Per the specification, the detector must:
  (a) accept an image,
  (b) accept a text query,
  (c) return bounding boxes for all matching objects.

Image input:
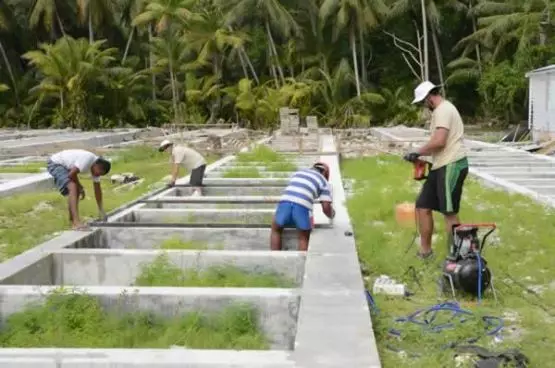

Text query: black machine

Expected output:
[440,223,497,301]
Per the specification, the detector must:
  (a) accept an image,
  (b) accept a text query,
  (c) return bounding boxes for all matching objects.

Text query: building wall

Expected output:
[529,73,555,142]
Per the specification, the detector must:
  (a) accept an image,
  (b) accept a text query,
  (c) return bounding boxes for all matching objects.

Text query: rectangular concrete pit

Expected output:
[165,186,285,197]
[122,209,276,225]
[0,249,306,287]
[142,197,280,210]
[80,227,300,251]
[206,171,293,179]
[0,285,300,350]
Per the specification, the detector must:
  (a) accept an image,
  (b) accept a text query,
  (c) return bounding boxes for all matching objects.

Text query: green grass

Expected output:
[266,161,297,172]
[222,167,262,178]
[236,145,296,172]
[342,155,555,367]
[159,238,210,250]
[0,145,218,261]
[135,253,294,288]
[0,162,45,173]
[0,289,268,349]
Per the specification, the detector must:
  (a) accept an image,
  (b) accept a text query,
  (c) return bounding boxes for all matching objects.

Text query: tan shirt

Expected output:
[170,145,205,170]
[430,100,466,170]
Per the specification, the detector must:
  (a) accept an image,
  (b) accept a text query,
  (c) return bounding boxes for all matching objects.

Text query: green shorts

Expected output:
[415,157,469,214]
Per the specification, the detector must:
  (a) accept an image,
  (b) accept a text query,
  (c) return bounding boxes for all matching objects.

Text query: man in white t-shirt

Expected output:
[159,140,206,196]
[46,149,112,230]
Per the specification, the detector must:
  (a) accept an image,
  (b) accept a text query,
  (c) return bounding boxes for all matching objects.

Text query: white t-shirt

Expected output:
[50,149,101,182]
[170,145,205,170]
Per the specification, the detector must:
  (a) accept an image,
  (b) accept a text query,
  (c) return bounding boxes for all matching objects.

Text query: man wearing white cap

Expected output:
[403,81,468,259]
[159,140,206,196]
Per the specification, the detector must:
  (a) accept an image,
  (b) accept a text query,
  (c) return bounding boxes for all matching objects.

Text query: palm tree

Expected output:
[320,0,387,97]
[0,2,18,105]
[23,36,118,129]
[184,5,247,123]
[76,0,115,43]
[456,0,552,62]
[221,0,301,87]
[28,0,70,39]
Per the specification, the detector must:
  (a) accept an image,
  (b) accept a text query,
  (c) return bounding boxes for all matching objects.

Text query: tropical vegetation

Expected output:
[0,0,554,129]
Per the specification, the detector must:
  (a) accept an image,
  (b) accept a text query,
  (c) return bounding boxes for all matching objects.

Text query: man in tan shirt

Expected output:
[403,81,469,259]
[159,139,206,196]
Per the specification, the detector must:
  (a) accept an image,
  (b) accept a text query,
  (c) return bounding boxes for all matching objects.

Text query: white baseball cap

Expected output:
[412,81,439,104]
[158,139,173,152]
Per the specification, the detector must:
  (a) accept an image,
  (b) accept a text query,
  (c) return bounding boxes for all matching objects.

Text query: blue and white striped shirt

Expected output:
[280,168,332,210]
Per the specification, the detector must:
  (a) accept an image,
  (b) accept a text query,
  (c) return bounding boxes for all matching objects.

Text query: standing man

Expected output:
[159,139,206,196]
[404,81,468,259]
[46,149,111,230]
[270,162,335,251]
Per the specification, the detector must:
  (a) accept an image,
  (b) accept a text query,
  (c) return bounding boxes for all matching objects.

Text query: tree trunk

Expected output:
[149,25,156,101]
[269,47,279,87]
[349,26,361,97]
[471,11,481,73]
[265,20,285,85]
[88,10,94,43]
[358,25,367,87]
[242,48,260,85]
[169,56,178,123]
[421,0,429,80]
[56,10,66,36]
[237,48,249,79]
[431,27,445,93]
[122,27,135,65]
[0,41,19,106]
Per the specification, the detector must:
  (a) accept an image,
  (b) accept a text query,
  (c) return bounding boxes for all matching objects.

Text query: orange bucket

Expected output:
[395,202,416,228]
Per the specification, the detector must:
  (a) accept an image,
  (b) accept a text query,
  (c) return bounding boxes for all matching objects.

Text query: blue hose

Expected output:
[477,253,482,304]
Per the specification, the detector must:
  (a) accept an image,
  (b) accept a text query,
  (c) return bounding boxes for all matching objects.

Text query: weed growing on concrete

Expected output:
[159,238,209,250]
[135,253,294,288]
[0,162,44,173]
[222,167,262,178]
[266,161,297,172]
[342,155,555,367]
[0,288,268,349]
[236,145,284,163]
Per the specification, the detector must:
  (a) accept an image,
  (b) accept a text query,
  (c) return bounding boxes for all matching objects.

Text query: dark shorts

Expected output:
[190,164,206,187]
[46,160,70,196]
[415,158,468,214]
[274,201,312,231]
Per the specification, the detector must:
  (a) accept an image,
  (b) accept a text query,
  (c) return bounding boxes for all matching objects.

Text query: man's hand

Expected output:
[403,152,421,163]
[79,185,85,200]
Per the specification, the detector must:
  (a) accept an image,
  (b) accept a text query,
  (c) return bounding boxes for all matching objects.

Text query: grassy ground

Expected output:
[222,167,262,178]
[0,162,45,173]
[343,155,555,367]
[0,289,267,349]
[135,253,294,288]
[0,146,218,261]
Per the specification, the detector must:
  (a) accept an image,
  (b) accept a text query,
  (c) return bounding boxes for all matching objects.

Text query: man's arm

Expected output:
[93,181,106,219]
[321,201,335,219]
[417,127,449,156]
[170,163,180,185]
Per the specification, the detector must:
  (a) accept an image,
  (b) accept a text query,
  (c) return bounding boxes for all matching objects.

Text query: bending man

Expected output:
[159,139,207,196]
[270,162,335,251]
[46,149,111,230]
[404,81,469,259]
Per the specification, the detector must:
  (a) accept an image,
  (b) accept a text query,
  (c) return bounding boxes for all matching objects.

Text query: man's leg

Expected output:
[291,204,312,251]
[190,164,206,196]
[297,230,311,251]
[67,181,82,228]
[415,169,440,257]
[271,202,292,251]
[440,160,469,249]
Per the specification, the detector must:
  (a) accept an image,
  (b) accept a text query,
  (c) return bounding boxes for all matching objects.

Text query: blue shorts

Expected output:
[274,201,312,231]
[47,160,70,196]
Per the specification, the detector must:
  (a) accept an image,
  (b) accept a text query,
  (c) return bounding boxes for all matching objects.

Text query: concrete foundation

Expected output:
[0,133,380,367]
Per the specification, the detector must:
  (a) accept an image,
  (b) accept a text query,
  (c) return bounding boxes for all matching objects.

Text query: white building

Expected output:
[526,65,555,142]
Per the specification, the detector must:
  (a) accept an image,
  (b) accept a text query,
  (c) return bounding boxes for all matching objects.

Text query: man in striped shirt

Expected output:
[270,162,336,251]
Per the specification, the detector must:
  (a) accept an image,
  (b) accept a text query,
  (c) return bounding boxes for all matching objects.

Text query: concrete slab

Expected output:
[165,186,285,197]
[125,208,276,225]
[0,350,295,368]
[0,249,305,287]
[206,171,293,179]
[0,285,300,350]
